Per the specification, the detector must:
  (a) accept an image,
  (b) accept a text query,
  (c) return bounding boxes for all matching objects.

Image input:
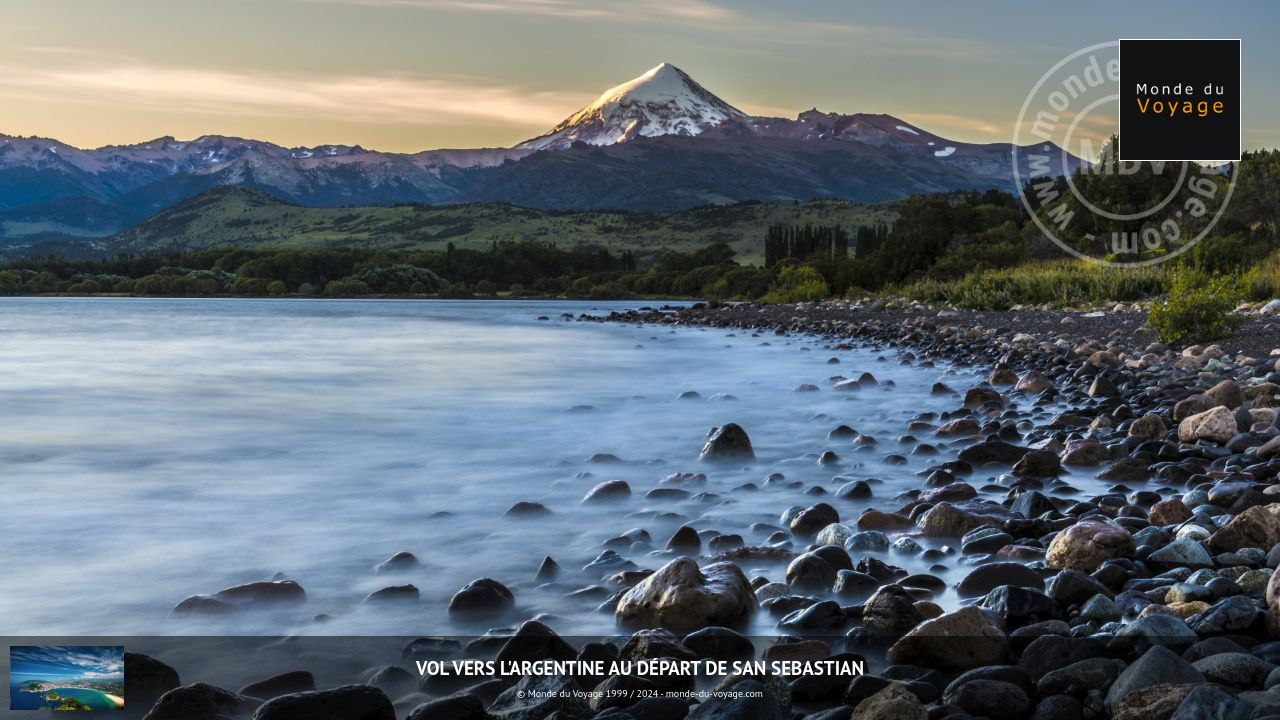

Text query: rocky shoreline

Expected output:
[126,299,1280,720]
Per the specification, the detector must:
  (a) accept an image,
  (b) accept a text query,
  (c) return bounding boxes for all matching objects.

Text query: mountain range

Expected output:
[0,62,1079,251]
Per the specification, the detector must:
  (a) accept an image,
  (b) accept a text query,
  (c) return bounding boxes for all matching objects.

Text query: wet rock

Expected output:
[1009,492,1054,523]
[1148,538,1215,570]
[958,439,1026,465]
[601,697,690,720]
[943,679,1030,720]
[1169,684,1250,720]
[1016,372,1054,394]
[447,578,515,616]
[919,482,977,503]
[175,580,306,614]
[1109,683,1196,720]
[1036,657,1122,697]
[845,531,891,552]
[592,675,659,712]
[815,523,855,547]
[937,418,981,435]
[964,385,1005,409]
[1206,379,1244,408]
[887,606,1010,671]
[862,585,925,637]
[142,683,244,720]
[583,480,631,503]
[505,501,553,517]
[834,570,879,600]
[762,639,830,664]
[683,626,754,661]
[836,480,873,500]
[496,620,577,664]
[1046,520,1135,572]
[1089,374,1120,398]
[956,562,1044,598]
[916,502,989,537]
[240,671,316,701]
[1149,498,1192,526]
[979,585,1059,626]
[988,364,1018,385]
[779,600,846,632]
[489,675,589,720]
[252,685,394,720]
[406,695,487,720]
[1192,651,1273,688]
[1061,439,1111,465]
[1189,595,1262,634]
[364,666,414,696]
[700,424,754,460]
[1112,613,1199,651]
[1177,406,1237,444]
[1079,594,1122,623]
[785,553,837,592]
[1032,694,1085,720]
[363,584,418,603]
[1104,646,1204,711]
[536,556,560,581]
[666,525,701,553]
[125,652,180,711]
[373,551,419,573]
[1207,505,1280,553]
[615,557,755,633]
[1128,413,1168,440]
[1046,568,1113,606]
[1017,635,1106,678]
[856,510,913,531]
[620,628,697,662]
[849,682,926,720]
[791,503,840,536]
[1013,450,1061,477]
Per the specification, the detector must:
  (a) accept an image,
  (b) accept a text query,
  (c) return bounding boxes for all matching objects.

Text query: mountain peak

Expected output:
[517,63,744,151]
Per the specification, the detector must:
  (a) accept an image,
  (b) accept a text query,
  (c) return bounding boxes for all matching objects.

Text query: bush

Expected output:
[1147,266,1243,345]
[352,264,447,293]
[267,280,288,296]
[323,278,370,296]
[763,265,831,304]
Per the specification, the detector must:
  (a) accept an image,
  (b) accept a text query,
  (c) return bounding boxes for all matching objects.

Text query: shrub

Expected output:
[1147,266,1243,345]
[763,265,831,304]
[323,278,370,296]
[352,264,447,293]
[267,280,288,296]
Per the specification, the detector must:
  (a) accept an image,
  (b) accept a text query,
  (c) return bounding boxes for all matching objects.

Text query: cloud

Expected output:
[0,61,591,129]
[901,112,1007,137]
[10,646,123,678]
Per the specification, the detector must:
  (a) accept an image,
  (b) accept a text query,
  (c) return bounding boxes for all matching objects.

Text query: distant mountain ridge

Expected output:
[0,62,1080,249]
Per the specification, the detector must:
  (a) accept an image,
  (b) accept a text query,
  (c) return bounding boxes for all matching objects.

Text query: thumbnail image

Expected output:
[9,647,124,711]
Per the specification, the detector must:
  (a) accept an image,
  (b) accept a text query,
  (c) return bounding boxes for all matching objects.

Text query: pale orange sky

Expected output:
[2,0,1277,152]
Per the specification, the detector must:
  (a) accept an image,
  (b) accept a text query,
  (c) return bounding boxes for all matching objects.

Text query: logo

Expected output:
[1012,41,1238,267]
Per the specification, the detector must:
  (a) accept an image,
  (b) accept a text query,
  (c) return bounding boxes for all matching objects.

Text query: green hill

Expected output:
[105,187,895,265]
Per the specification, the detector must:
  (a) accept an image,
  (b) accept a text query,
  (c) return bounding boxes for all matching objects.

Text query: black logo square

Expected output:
[1120,39,1241,161]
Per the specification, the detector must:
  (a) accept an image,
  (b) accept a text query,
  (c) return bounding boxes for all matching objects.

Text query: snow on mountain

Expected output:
[517,63,746,151]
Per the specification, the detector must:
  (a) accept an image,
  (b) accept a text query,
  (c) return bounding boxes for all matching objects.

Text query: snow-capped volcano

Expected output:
[517,63,745,151]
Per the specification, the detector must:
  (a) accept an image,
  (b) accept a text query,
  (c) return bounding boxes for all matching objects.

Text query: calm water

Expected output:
[8,686,117,710]
[0,298,999,638]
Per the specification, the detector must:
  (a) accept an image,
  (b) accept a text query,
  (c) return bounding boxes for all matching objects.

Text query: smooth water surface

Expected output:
[0,298,996,637]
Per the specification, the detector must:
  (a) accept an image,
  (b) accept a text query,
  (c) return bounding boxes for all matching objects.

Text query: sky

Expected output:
[1,0,1277,153]
[9,646,124,683]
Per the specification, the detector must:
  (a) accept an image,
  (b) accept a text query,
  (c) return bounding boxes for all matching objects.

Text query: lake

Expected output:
[0,297,988,638]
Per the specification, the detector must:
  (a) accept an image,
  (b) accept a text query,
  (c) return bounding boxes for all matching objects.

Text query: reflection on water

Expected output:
[0,298,1001,637]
